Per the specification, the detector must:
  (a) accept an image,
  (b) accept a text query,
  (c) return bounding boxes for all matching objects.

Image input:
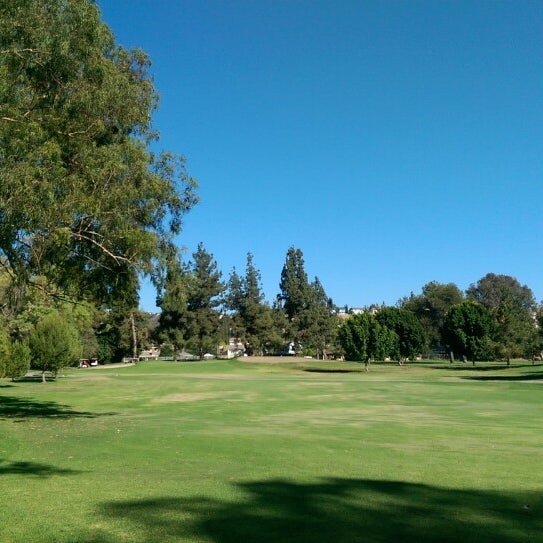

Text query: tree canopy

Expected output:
[400,281,464,350]
[467,274,537,361]
[375,307,426,360]
[0,0,198,306]
[442,300,494,362]
[225,253,274,356]
[28,311,81,381]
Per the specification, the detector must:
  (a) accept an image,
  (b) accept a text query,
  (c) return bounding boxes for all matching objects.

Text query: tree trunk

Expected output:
[130,312,138,360]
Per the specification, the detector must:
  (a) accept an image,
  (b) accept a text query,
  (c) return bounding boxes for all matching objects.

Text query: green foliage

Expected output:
[184,243,225,359]
[4,340,31,380]
[375,307,426,359]
[300,277,338,359]
[400,281,464,349]
[467,273,537,361]
[277,247,338,357]
[156,256,189,356]
[225,253,276,355]
[0,0,197,306]
[442,300,494,361]
[0,327,11,378]
[28,311,82,380]
[338,312,399,362]
[279,247,310,323]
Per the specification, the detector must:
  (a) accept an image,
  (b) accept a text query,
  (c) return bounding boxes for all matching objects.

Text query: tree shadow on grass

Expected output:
[0,458,81,478]
[427,364,520,371]
[0,395,113,420]
[99,478,542,543]
[464,372,543,382]
[304,368,366,374]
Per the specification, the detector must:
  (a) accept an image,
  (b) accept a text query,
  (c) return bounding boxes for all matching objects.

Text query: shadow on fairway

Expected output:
[15,375,55,383]
[99,478,541,543]
[0,395,113,420]
[0,459,81,478]
[304,368,366,374]
[428,364,521,371]
[464,372,543,381]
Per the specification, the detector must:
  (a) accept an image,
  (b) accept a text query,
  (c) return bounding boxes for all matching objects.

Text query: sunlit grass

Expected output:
[1,360,542,542]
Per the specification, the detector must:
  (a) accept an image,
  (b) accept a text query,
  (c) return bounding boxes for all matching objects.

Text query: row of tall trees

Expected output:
[155,245,339,359]
[155,246,543,364]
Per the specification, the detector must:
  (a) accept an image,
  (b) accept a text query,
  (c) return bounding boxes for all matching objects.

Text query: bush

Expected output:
[29,312,82,382]
[5,341,31,380]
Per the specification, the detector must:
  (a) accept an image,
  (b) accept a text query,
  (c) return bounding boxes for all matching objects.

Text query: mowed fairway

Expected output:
[1,360,542,543]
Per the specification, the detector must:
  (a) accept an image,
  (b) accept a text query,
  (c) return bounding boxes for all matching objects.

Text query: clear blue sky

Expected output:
[98,0,543,311]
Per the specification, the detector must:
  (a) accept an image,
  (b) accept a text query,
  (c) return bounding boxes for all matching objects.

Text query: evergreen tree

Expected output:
[184,244,225,359]
[156,256,189,358]
[5,340,31,381]
[301,277,338,359]
[225,253,274,355]
[278,246,314,348]
[279,247,310,322]
[338,312,399,363]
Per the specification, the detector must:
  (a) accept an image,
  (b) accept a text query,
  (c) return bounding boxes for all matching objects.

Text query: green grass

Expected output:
[1,359,542,542]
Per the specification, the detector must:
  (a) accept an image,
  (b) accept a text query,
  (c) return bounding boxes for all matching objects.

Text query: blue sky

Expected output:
[98,0,543,311]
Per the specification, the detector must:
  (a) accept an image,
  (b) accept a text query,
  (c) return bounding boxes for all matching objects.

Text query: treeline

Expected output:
[1,244,543,381]
[155,246,338,359]
[155,245,543,364]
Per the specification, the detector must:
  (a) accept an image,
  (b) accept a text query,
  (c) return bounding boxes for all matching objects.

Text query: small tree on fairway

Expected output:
[29,312,81,382]
[337,312,399,363]
[0,328,11,378]
[5,341,31,381]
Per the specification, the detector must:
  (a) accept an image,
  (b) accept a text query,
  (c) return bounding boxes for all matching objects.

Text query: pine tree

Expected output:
[225,253,274,355]
[156,256,189,358]
[184,244,225,359]
[279,247,310,322]
[278,247,312,347]
[301,277,338,359]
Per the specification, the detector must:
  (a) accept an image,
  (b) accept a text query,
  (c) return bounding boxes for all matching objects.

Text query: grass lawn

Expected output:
[1,359,542,542]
